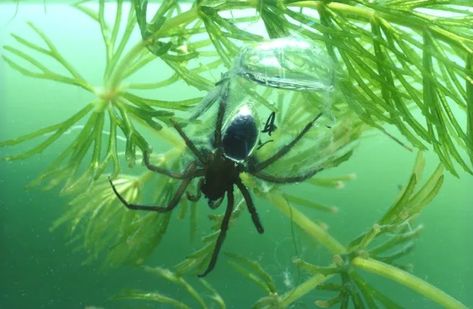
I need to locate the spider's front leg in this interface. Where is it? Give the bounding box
[170,119,207,164]
[143,150,196,179]
[198,186,235,277]
[212,79,230,149]
[109,164,203,212]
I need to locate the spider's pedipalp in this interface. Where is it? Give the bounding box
[186,178,204,202]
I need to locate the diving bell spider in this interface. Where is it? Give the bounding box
[109,88,323,277]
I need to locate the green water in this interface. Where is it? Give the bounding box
[1,2,472,308]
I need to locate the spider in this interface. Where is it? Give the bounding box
[109,86,324,277]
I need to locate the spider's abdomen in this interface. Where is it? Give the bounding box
[222,105,258,162]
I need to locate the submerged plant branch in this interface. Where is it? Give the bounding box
[115,266,225,308]
[135,0,473,174]
[255,152,466,308]
[1,1,203,188]
[280,273,333,307]
[291,0,473,175]
[352,257,467,309]
[266,192,346,255]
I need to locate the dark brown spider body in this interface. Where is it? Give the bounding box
[201,152,241,202]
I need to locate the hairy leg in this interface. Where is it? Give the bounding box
[213,79,230,149]
[249,112,322,172]
[109,168,197,212]
[143,151,202,179]
[236,179,264,233]
[198,187,234,277]
[170,119,207,164]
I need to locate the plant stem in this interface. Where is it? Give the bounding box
[281,273,333,307]
[109,6,200,89]
[108,40,146,89]
[152,6,199,38]
[352,257,467,309]
[266,192,346,255]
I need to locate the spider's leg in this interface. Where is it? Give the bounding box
[249,112,322,173]
[236,179,264,233]
[252,167,324,184]
[213,80,230,149]
[170,119,207,164]
[109,169,199,212]
[198,187,234,277]
[143,150,198,179]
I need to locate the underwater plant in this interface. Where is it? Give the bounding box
[1,0,472,308]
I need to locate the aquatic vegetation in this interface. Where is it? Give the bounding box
[115,266,225,308]
[1,0,202,189]
[1,0,472,308]
[124,154,460,308]
[136,0,473,176]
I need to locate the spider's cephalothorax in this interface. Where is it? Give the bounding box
[200,152,240,203]
[109,94,323,277]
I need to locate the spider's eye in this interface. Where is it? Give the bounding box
[222,104,258,162]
